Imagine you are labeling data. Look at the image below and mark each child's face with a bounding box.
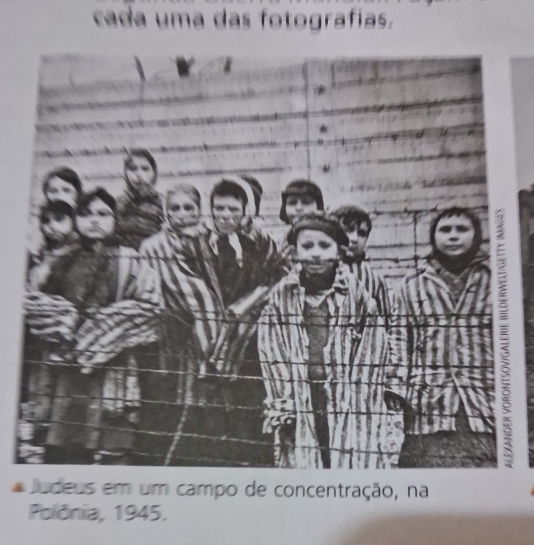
[167,192,200,232]
[345,221,370,260]
[124,156,156,190]
[212,195,244,235]
[76,198,115,241]
[45,176,78,207]
[41,214,73,243]
[434,214,475,258]
[296,229,339,276]
[285,195,318,224]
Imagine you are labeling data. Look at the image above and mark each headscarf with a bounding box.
[163,183,208,242]
[124,148,158,181]
[76,187,119,248]
[210,178,256,218]
[240,175,263,217]
[429,207,483,274]
[42,167,82,206]
[208,178,256,265]
[166,183,201,210]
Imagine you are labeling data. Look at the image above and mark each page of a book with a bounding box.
[1,1,534,543]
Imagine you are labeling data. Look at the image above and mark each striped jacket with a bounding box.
[139,226,221,371]
[387,256,495,435]
[347,260,391,329]
[177,224,284,376]
[72,246,163,369]
[26,245,162,450]
[258,265,392,469]
[25,245,162,368]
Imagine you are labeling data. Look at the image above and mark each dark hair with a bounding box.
[332,205,372,234]
[210,179,248,212]
[42,168,82,200]
[77,187,116,216]
[124,148,158,179]
[240,175,263,216]
[429,207,482,248]
[39,200,75,224]
[279,179,324,224]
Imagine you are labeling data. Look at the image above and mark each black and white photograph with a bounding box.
[512,57,534,467]
[15,55,496,469]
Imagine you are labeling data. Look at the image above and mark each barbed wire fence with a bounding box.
[16,204,495,468]
[15,57,494,467]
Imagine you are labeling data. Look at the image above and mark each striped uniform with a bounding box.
[36,245,163,450]
[139,227,221,377]
[177,223,283,377]
[24,246,162,366]
[140,223,281,388]
[258,264,392,469]
[347,260,391,329]
[24,291,78,344]
[73,246,162,367]
[22,290,80,457]
[139,227,235,464]
[169,222,284,466]
[387,256,495,435]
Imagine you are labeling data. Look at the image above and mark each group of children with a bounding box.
[19,147,496,469]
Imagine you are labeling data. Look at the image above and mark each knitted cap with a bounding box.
[288,212,349,247]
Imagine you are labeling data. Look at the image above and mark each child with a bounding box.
[279,179,324,225]
[139,183,219,465]
[29,201,77,289]
[25,188,161,464]
[115,148,164,250]
[387,207,496,468]
[20,201,79,463]
[42,167,82,207]
[258,212,392,468]
[333,205,391,327]
[28,168,82,263]
[278,179,325,271]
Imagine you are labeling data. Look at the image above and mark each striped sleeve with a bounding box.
[359,262,391,328]
[375,274,392,329]
[24,290,78,343]
[348,293,391,468]
[139,235,221,364]
[210,285,273,375]
[386,280,412,400]
[257,299,296,433]
[210,229,284,375]
[73,248,162,369]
